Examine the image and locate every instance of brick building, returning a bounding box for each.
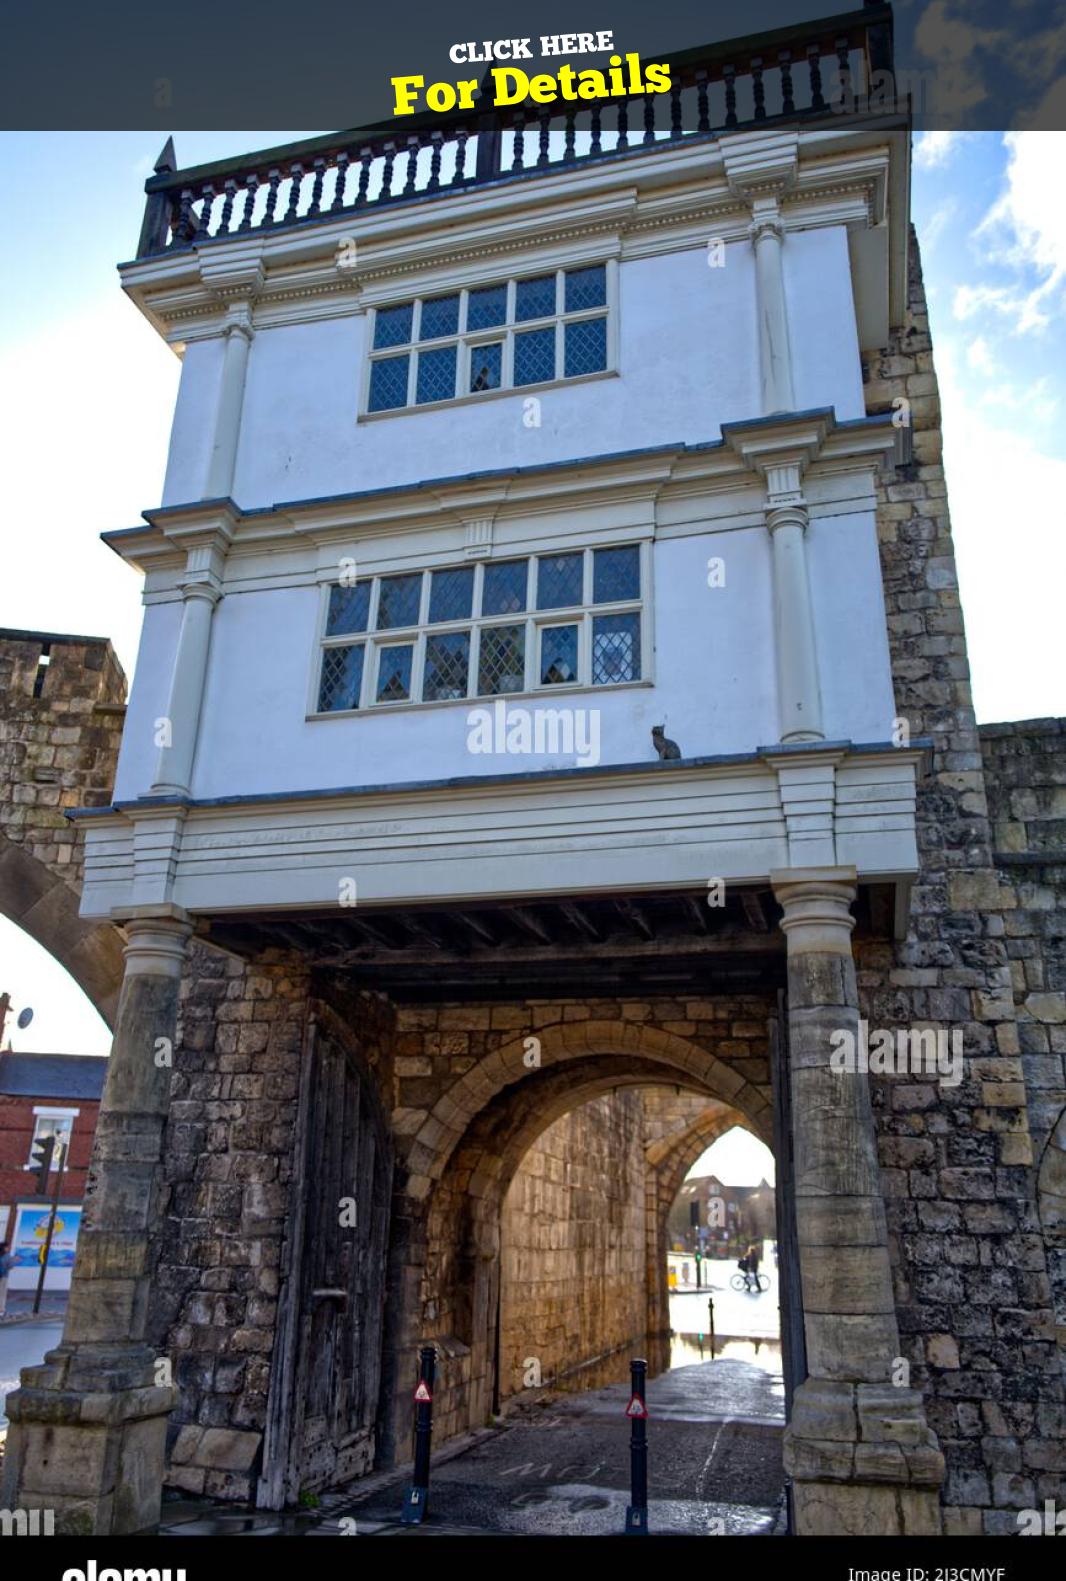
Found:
[0,1052,107,1297]
[669,1173,776,1256]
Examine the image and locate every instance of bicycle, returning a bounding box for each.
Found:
[730,1270,770,1293]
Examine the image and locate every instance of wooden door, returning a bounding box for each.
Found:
[261,1016,393,1505]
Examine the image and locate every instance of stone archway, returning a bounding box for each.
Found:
[0,831,125,1027]
[0,631,128,1028]
[381,1018,774,1458]
[644,1103,762,1371]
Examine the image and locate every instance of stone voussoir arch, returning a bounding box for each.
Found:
[407,1017,773,1196]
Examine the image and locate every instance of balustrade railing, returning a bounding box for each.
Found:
[135,6,894,259]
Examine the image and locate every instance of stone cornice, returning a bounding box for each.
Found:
[102,410,895,583]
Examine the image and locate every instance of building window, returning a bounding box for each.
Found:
[315,543,644,714]
[25,1110,76,1169]
[364,264,612,415]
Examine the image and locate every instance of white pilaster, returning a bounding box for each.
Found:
[724,414,828,745]
[751,198,796,414]
[204,301,254,500]
[150,520,233,797]
[721,129,799,418]
[766,473,824,744]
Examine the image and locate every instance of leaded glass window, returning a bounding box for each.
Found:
[316,544,643,712]
[364,264,612,414]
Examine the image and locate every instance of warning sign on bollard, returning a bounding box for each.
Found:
[624,1357,649,1535]
[402,1345,437,1526]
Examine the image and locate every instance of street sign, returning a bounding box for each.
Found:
[413,1380,432,1403]
[625,1396,648,1420]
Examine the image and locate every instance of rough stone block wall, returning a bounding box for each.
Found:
[979,720,1066,1155]
[979,719,1066,1362]
[499,1089,646,1398]
[858,235,1066,1534]
[153,945,312,1502]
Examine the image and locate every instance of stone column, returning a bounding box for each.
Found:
[751,198,796,415]
[771,868,944,1536]
[204,302,253,500]
[2,908,192,1534]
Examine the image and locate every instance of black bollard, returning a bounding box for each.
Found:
[401,1345,437,1524]
[708,1293,716,1358]
[624,1356,649,1534]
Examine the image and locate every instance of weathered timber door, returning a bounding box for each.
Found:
[259,1014,393,1507]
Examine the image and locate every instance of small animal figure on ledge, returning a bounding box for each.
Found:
[651,724,681,761]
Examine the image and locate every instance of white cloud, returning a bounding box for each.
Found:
[953,280,1051,335]
[961,131,1066,334]
[914,130,961,169]
[966,335,996,373]
[935,339,1066,723]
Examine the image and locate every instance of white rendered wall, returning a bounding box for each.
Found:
[105,507,892,804]
[783,227,866,420]
[159,232,865,511]
[161,337,225,504]
[112,600,183,801]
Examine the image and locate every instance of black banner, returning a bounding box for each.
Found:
[0,0,1064,130]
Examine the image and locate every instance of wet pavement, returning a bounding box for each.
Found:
[160,1355,785,1539]
[332,1356,785,1537]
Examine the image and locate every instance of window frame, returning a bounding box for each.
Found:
[310,539,650,718]
[359,261,618,419]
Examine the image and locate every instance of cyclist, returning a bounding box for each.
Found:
[744,1240,762,1292]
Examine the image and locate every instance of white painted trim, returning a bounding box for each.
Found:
[80,746,924,921]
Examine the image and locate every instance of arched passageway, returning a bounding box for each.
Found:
[381,1018,774,1455]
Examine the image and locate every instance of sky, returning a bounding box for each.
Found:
[0,128,1063,1062]
[687,1127,776,1188]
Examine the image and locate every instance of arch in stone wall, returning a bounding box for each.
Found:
[0,632,128,1029]
[643,1101,763,1370]
[0,829,125,1028]
[382,1019,774,1456]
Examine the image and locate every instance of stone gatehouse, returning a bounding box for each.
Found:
[2,9,1064,1543]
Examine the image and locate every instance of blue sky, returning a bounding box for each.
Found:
[0,128,1063,1059]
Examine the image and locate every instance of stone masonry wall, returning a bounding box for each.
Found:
[980,719,1066,1363]
[154,945,312,1502]
[980,720,1066,1158]
[499,1089,646,1399]
[857,233,1065,1534]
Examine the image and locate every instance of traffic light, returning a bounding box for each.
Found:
[29,1132,55,1193]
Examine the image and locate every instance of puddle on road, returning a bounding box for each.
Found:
[670,1333,783,1374]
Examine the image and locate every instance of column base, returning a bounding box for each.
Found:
[785,1378,944,1535]
[1,1343,175,1535]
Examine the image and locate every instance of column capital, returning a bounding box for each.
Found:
[221,299,256,342]
[119,907,194,977]
[770,866,857,955]
[765,499,808,536]
[749,194,786,246]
